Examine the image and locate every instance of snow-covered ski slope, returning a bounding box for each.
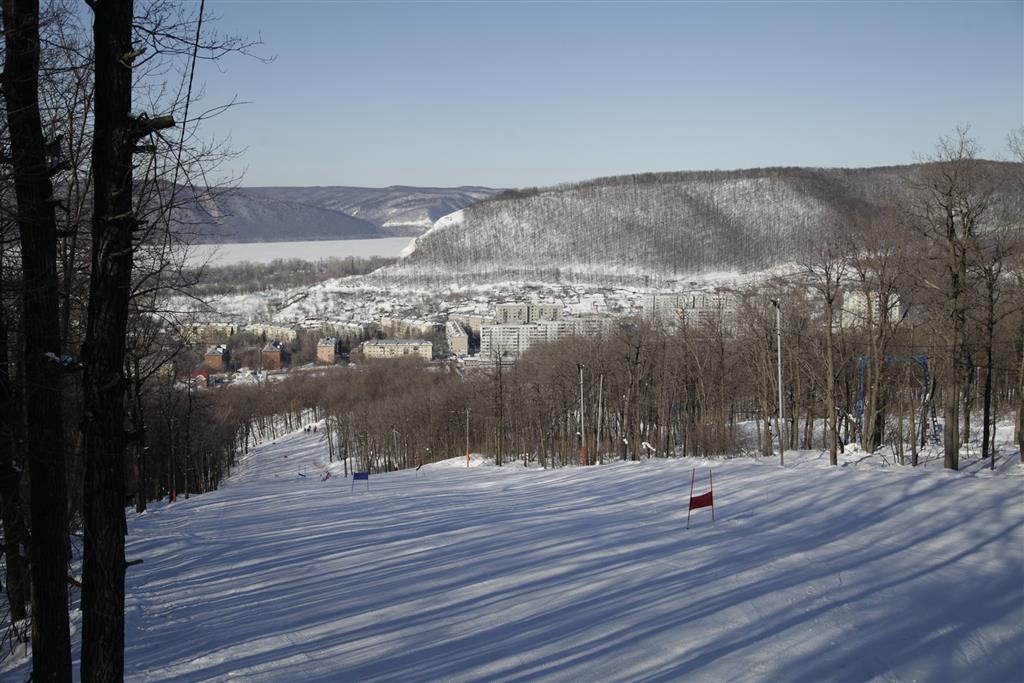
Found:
[16,429,1024,682]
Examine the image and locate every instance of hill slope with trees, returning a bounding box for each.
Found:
[393,163,1019,283]
[245,185,499,236]
[197,185,499,241]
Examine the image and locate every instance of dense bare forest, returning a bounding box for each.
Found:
[189,255,397,296]
[150,256,1023,490]
[0,1,260,678]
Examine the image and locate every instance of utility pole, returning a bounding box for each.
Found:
[578,362,586,467]
[465,406,470,468]
[168,415,176,502]
[392,428,400,470]
[596,373,603,465]
[772,298,785,466]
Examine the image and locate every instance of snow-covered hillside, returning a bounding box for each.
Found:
[4,430,1022,682]
[392,162,1021,284]
[241,185,500,237]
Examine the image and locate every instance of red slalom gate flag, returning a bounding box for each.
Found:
[689,490,713,510]
[686,468,716,529]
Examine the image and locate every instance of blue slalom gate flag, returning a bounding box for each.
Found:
[352,472,369,491]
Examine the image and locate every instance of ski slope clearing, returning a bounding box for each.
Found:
[6,431,1024,682]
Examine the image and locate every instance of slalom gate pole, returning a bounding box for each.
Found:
[710,469,715,524]
[686,467,695,529]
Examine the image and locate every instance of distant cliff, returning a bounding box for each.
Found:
[244,185,499,236]
[189,185,499,243]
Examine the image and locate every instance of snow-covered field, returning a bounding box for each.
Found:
[189,237,414,266]
[4,430,1023,682]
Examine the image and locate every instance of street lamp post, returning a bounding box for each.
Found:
[771,298,785,466]
[577,362,586,467]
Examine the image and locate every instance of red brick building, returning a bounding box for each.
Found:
[262,341,285,370]
[316,337,337,364]
[203,345,229,372]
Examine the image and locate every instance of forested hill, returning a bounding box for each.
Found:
[189,185,499,243]
[190,190,383,243]
[394,163,1017,283]
[241,185,499,237]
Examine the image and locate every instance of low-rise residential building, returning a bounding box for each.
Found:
[446,321,469,357]
[314,321,371,342]
[262,341,285,370]
[361,339,433,360]
[379,317,438,339]
[203,345,230,372]
[317,337,337,364]
[183,323,238,343]
[246,323,298,342]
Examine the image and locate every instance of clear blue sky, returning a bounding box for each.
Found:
[194,0,1023,189]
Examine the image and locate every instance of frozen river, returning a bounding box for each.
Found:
[189,237,415,266]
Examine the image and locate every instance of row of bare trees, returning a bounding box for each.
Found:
[0,1,256,680]
[315,130,1024,475]
[179,250,1022,486]
[116,133,1024,515]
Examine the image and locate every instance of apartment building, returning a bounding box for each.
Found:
[449,313,490,335]
[643,292,736,329]
[840,291,902,328]
[202,345,230,372]
[262,341,285,370]
[245,323,298,342]
[183,323,238,343]
[479,317,613,360]
[379,317,438,339]
[316,337,337,364]
[494,302,564,325]
[361,339,433,360]
[445,321,469,357]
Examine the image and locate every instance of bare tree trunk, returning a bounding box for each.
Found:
[81,1,172,679]
[1017,342,1023,463]
[0,292,28,623]
[826,330,838,464]
[129,357,147,513]
[982,295,996,469]
[2,0,72,677]
[962,361,974,448]
[945,383,960,471]
[896,392,905,465]
[907,368,919,467]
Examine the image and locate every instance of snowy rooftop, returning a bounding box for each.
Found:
[364,339,432,346]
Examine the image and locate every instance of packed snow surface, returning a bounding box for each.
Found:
[8,431,1024,682]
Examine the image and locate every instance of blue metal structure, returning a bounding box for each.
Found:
[854,355,939,445]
